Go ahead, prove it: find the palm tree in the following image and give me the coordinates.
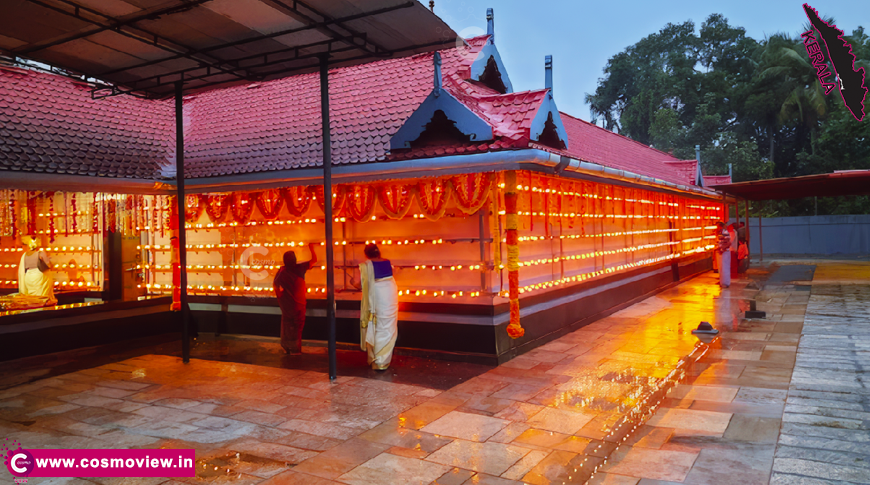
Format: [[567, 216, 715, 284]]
[[757, 34, 828, 154]]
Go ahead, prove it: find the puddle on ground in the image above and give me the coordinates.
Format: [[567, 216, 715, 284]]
[[196, 451, 290, 480]]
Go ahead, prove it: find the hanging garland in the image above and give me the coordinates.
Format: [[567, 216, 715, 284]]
[[281, 186, 312, 217], [48, 193, 57, 243], [451, 172, 496, 215], [106, 198, 117, 233], [503, 170, 524, 339], [26, 191, 37, 236], [310, 185, 348, 216], [11, 190, 18, 239], [346, 184, 377, 222], [415, 178, 451, 221], [185, 194, 205, 222], [489, 184, 502, 271], [377, 184, 415, 220], [255, 189, 284, 220], [203, 194, 229, 223], [230, 192, 256, 224]]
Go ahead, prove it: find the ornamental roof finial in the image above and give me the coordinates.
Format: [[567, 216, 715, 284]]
[[486, 8, 494, 43], [433, 51, 442, 97], [545, 55, 553, 96]]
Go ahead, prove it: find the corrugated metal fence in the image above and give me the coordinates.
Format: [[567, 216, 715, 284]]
[[734, 215, 870, 255]]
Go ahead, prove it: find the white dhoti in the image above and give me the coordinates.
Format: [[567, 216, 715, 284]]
[[18, 254, 57, 305], [360, 262, 399, 370], [719, 251, 731, 288]]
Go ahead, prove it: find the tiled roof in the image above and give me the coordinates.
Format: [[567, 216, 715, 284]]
[[556, 113, 690, 185], [663, 160, 700, 186], [0, 35, 700, 189], [0, 65, 173, 179], [703, 175, 732, 186]]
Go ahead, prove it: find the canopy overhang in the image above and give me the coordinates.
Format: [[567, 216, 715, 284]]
[[711, 171, 870, 201], [1, 0, 457, 97]]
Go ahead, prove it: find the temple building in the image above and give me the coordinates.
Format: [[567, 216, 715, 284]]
[[0, 12, 729, 363]]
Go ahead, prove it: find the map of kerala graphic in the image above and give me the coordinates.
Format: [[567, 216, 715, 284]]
[[803, 4, 867, 121]]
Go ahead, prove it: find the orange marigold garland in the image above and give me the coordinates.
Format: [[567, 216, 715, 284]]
[[377, 184, 415, 220], [281, 186, 313, 217], [255, 189, 284, 220], [346, 185, 377, 222], [452, 173, 495, 214], [415, 178, 451, 221], [311, 185, 348, 216], [504, 170, 524, 339], [230, 192, 256, 224], [203, 194, 229, 223], [185, 194, 205, 223]]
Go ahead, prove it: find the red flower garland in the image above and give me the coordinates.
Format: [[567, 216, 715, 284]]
[[281, 186, 312, 217], [346, 185, 377, 222], [254, 189, 284, 220], [11, 191, 18, 239], [107, 199, 117, 233], [230, 192, 255, 224], [203, 194, 229, 223], [48, 193, 56, 243], [26, 191, 37, 236], [415, 179, 451, 220], [376, 184, 414, 220], [311, 185, 348, 216], [451, 173, 495, 214], [185, 194, 205, 222]]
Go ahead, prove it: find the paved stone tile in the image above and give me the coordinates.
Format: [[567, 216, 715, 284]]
[[646, 409, 733, 435], [500, 449, 550, 480], [601, 448, 699, 482], [432, 467, 476, 485], [723, 415, 782, 443], [292, 438, 388, 479], [421, 411, 508, 442], [526, 407, 596, 435], [772, 457, 870, 483], [358, 419, 452, 453], [425, 440, 531, 476], [669, 385, 738, 403], [683, 445, 774, 484], [338, 452, 450, 485]]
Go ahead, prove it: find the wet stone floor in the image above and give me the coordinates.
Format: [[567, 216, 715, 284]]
[[1, 262, 865, 485]]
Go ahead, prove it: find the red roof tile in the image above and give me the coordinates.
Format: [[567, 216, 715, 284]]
[[553, 113, 690, 185], [0, 65, 173, 179], [703, 175, 732, 186], [0, 36, 701, 189]]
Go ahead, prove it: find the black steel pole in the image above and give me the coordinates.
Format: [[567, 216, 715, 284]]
[[175, 81, 190, 364], [319, 54, 337, 380]]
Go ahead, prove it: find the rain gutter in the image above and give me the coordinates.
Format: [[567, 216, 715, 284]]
[[1, 149, 727, 200], [0, 171, 173, 194], [181, 149, 724, 200]]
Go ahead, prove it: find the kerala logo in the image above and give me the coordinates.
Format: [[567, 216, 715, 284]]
[[802, 4, 867, 121]]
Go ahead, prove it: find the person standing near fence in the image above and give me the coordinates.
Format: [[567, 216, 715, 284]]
[[716, 221, 732, 288]]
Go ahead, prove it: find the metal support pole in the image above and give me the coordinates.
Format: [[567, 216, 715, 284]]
[[744, 200, 750, 245], [175, 81, 190, 364], [319, 55, 337, 381], [759, 214, 763, 262], [478, 210, 487, 291]]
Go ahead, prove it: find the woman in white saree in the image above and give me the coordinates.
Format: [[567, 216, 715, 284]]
[[353, 244, 399, 370]]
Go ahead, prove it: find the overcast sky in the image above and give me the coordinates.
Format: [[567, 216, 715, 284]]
[[430, 0, 866, 123]]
